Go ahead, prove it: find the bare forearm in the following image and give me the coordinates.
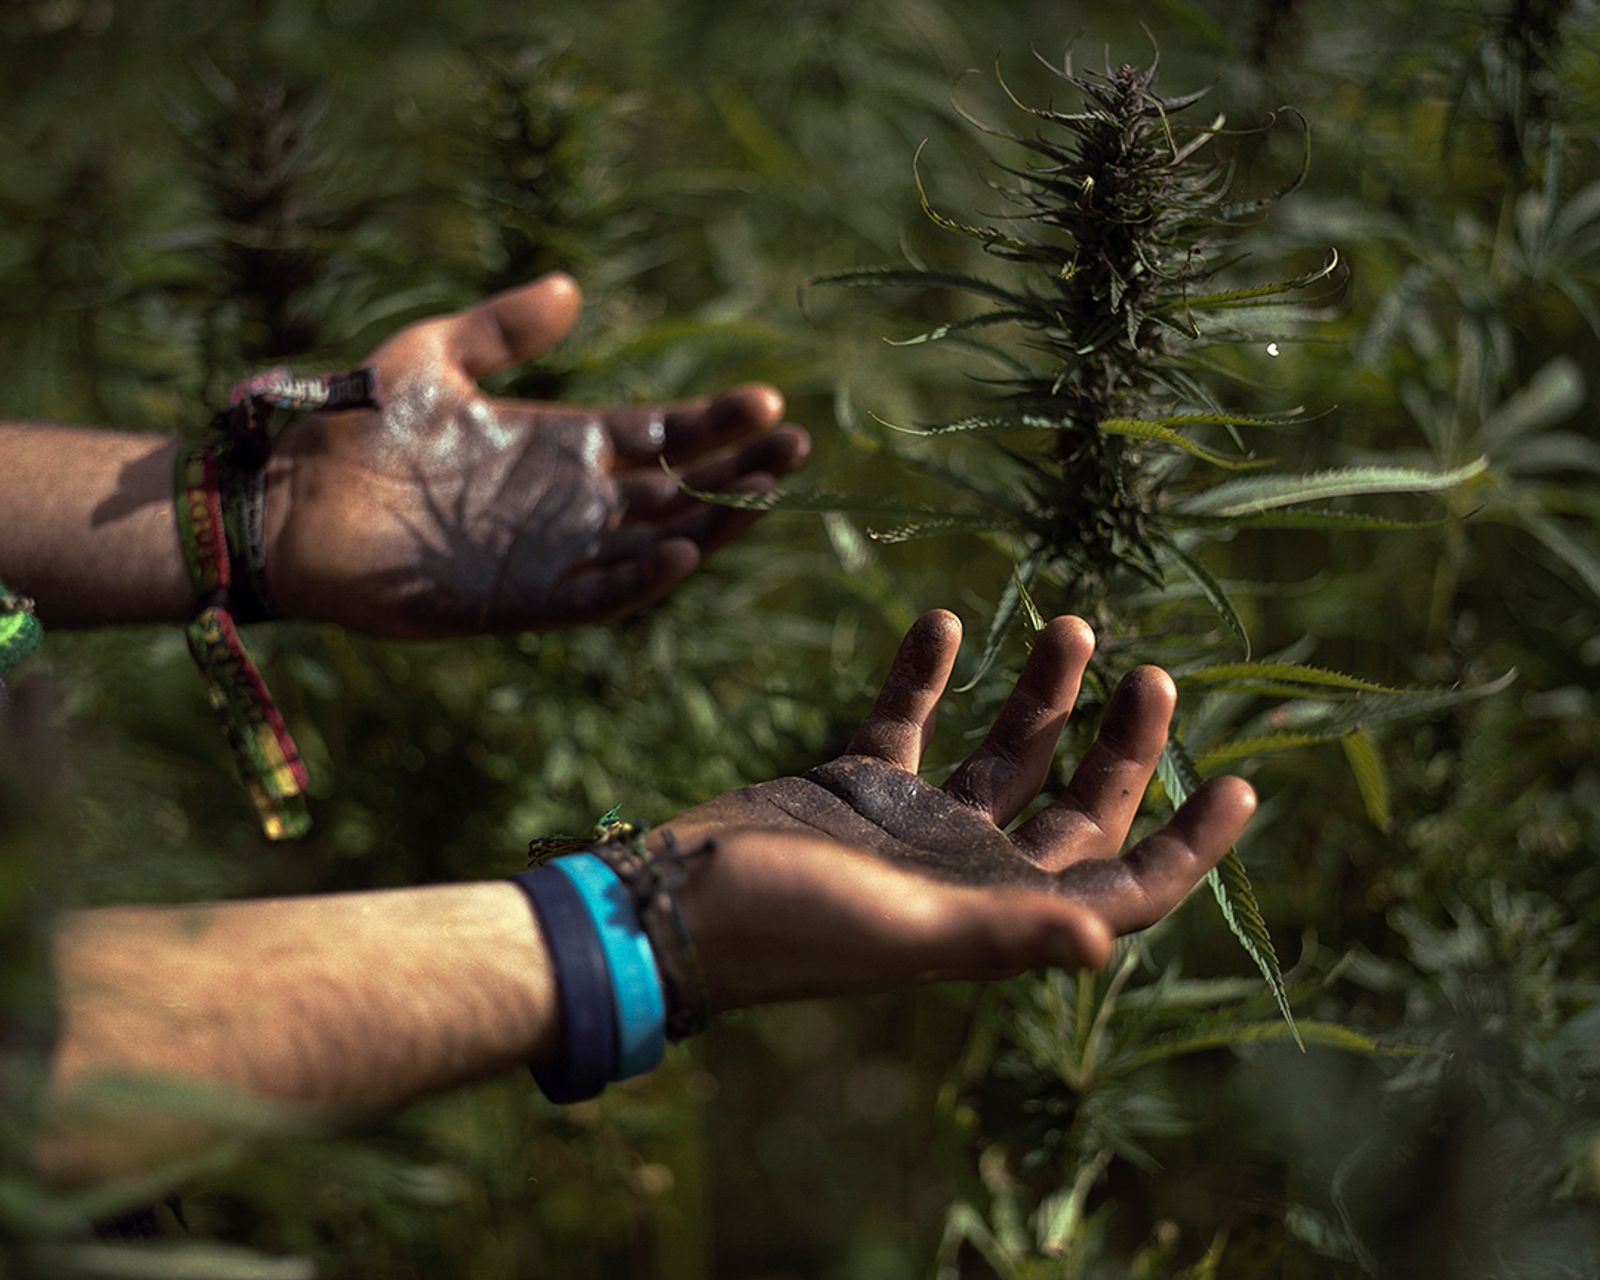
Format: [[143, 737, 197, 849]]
[[0, 423, 192, 626], [41, 882, 558, 1185]]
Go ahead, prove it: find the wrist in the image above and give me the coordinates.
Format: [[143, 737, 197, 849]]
[[261, 443, 300, 622]]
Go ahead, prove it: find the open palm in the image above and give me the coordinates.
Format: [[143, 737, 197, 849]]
[[667, 609, 1256, 978], [269, 273, 808, 638]]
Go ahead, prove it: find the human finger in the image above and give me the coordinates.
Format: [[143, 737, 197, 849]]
[[942, 616, 1094, 827], [444, 274, 583, 380], [544, 538, 701, 626], [597, 476, 777, 564], [604, 384, 786, 465], [1054, 776, 1257, 934], [614, 426, 810, 521], [844, 610, 963, 771], [1012, 666, 1177, 869]]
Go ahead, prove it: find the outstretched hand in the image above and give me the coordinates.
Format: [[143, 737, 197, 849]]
[[666, 610, 1256, 1010], [268, 273, 809, 638]]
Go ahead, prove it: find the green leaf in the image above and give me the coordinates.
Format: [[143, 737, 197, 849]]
[[707, 80, 806, 176], [1165, 544, 1251, 658], [1519, 509, 1600, 601], [1516, 485, 1600, 519], [884, 308, 1039, 347], [1210, 851, 1302, 1050], [912, 138, 1033, 252], [866, 514, 1018, 543], [803, 265, 1034, 310], [1195, 730, 1347, 768], [1284, 1206, 1361, 1265], [1013, 565, 1045, 634], [871, 442, 1037, 520], [883, 409, 1262, 468], [1096, 418, 1266, 469], [1156, 738, 1300, 1049], [1481, 355, 1584, 450], [664, 464, 978, 519], [1176, 458, 1488, 516], [1156, 248, 1339, 312], [1110, 1018, 1402, 1073], [956, 553, 1041, 693], [1285, 671, 1516, 737], [1218, 106, 1312, 219], [1510, 431, 1600, 475], [876, 409, 1075, 437], [1176, 662, 1416, 696], [1170, 508, 1451, 533], [1340, 730, 1393, 833], [1127, 410, 1312, 430], [1195, 670, 1516, 768]]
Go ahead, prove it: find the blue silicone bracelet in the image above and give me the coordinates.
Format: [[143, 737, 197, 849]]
[[510, 868, 618, 1103], [551, 854, 667, 1080]]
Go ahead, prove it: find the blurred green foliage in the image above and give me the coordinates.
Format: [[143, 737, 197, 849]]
[[1, 0, 1599, 1276]]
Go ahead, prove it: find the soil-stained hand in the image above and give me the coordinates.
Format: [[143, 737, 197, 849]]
[[666, 610, 1256, 1009], [268, 273, 809, 637]]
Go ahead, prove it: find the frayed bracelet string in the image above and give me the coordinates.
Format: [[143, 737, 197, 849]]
[[530, 817, 716, 1041], [175, 367, 380, 840]]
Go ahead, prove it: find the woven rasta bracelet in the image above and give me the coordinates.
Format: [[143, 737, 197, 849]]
[[174, 366, 381, 840]]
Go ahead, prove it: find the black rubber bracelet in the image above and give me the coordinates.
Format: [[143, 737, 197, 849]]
[[510, 868, 618, 1103]]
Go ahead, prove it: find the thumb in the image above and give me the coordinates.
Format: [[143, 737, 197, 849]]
[[446, 273, 584, 380]]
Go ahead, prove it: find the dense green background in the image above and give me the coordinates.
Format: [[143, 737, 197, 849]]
[[2, 0, 1599, 1275]]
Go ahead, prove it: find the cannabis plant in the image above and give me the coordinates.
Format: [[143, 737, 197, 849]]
[[692, 47, 1508, 1267], [1364, 0, 1600, 624], [731, 52, 1491, 1012]]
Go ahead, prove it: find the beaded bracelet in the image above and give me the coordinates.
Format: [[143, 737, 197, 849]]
[[174, 367, 380, 840]]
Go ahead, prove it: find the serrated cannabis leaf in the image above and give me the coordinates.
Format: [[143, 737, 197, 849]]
[[884, 308, 1038, 347], [956, 554, 1041, 693], [1177, 458, 1489, 516], [1110, 1018, 1408, 1074], [1170, 508, 1451, 532], [1175, 662, 1417, 695], [880, 409, 1261, 468], [911, 138, 1034, 252], [865, 514, 1017, 543], [803, 265, 1034, 310], [1159, 248, 1340, 313], [1156, 737, 1301, 1049], [1194, 669, 1516, 768], [1096, 418, 1266, 469], [1340, 730, 1393, 833], [1165, 543, 1251, 658], [663, 462, 978, 519]]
